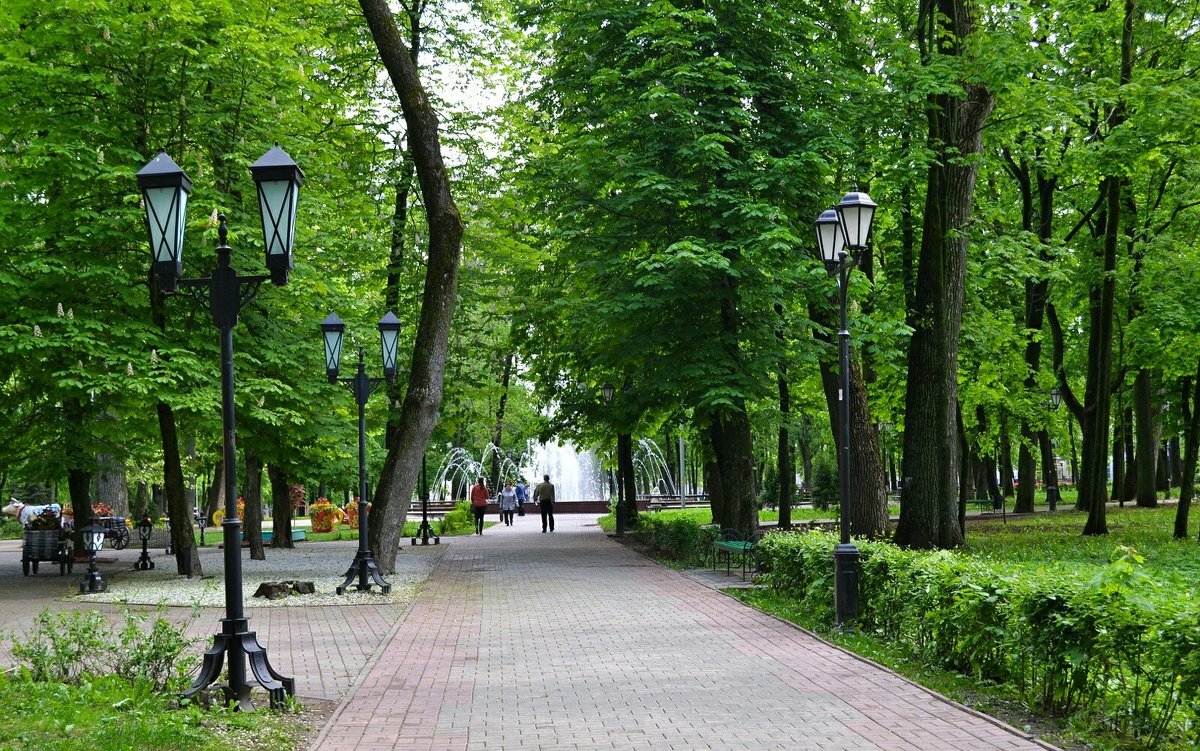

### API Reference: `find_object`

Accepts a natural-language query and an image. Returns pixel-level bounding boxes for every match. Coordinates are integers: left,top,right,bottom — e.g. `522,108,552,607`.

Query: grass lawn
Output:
962,503,1200,597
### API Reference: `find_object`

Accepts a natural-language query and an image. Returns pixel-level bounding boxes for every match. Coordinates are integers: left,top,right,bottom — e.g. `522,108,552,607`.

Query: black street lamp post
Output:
322,313,396,594
813,191,877,629
79,518,108,594
134,515,154,570
413,447,440,545
601,383,625,536
1047,387,1063,511
137,147,298,709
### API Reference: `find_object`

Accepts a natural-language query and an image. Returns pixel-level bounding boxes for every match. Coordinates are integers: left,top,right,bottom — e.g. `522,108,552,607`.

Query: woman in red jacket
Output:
470,478,489,535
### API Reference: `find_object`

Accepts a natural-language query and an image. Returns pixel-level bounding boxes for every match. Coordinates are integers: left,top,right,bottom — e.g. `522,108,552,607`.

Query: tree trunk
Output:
62,398,93,542
243,448,265,561
94,450,128,518
777,372,793,530
1134,369,1158,507
816,357,888,537
618,433,637,529
1079,174,1120,535
1016,440,1036,513
361,0,465,574
894,0,994,549
1176,369,1200,538
1111,407,1125,501
205,461,223,525
1113,410,1132,503
157,402,200,577
489,352,514,491
268,464,295,549
799,415,813,492
1081,0,1135,534
706,410,758,538
999,418,1015,496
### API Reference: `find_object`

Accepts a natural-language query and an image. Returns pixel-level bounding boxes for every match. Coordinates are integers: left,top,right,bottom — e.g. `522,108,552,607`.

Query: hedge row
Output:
757,531,1200,748
633,514,718,567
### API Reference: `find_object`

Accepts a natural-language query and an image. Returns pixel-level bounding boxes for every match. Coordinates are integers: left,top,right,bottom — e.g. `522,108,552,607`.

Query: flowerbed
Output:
757,531,1200,748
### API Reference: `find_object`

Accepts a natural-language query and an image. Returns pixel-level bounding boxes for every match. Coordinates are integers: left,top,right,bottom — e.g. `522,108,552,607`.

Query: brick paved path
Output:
312,515,1055,751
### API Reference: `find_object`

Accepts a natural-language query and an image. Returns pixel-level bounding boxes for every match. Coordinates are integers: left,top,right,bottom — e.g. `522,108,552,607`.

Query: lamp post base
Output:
336,550,391,594
181,617,294,710
133,551,154,570
833,542,860,628
410,521,440,546
79,569,108,594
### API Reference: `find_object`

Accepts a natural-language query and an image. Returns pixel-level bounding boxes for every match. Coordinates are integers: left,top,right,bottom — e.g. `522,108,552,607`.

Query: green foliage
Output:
0,517,22,538
0,670,297,751
8,609,197,693
756,523,1200,749
809,454,838,510
634,514,718,567
438,502,474,536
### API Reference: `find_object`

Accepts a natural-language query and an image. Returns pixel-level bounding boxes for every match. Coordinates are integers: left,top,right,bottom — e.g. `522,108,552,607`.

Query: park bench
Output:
261,529,308,544
711,528,759,582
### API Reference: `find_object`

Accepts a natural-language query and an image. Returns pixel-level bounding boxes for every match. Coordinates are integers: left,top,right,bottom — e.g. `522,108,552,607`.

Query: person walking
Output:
470,477,489,535
533,474,555,533
514,478,527,517
498,481,518,526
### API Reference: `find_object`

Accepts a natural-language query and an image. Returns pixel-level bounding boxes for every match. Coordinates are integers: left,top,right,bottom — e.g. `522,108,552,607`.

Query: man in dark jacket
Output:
532,474,555,532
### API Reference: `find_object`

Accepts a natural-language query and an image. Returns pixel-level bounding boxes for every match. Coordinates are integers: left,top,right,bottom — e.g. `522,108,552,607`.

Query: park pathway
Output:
311,515,1055,751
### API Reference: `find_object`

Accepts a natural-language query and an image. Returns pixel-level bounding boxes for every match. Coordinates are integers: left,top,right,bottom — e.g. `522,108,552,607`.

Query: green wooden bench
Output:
261,529,308,544
711,529,758,581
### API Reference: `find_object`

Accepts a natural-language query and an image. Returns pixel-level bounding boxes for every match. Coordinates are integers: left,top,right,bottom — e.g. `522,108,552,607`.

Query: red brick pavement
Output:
311,515,1058,751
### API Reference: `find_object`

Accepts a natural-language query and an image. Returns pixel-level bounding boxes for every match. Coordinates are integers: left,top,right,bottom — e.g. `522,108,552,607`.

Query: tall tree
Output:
893,0,994,548
360,0,465,574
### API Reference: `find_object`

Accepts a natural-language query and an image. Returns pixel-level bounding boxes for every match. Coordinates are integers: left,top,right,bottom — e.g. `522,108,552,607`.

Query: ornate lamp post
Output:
1047,387,1063,511
137,147,298,709
412,412,441,546
601,382,626,535
322,312,396,594
134,515,154,570
813,190,877,628
79,518,108,594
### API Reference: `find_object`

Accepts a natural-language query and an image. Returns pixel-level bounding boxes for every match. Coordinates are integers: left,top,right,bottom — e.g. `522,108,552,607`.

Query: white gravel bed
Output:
78,540,446,608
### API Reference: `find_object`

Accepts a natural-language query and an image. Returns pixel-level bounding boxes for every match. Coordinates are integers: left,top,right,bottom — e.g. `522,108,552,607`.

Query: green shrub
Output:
439,501,472,536
0,516,23,538
756,531,1200,747
810,455,838,510
9,609,197,692
634,514,715,567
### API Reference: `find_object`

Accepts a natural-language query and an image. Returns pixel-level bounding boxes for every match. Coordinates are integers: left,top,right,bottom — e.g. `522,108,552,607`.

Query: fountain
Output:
633,438,680,498
522,440,607,501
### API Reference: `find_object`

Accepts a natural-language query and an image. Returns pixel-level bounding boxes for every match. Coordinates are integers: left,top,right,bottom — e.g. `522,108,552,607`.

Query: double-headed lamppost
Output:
137,146,299,708
320,312,398,595
134,515,154,570
813,190,878,628
79,518,108,594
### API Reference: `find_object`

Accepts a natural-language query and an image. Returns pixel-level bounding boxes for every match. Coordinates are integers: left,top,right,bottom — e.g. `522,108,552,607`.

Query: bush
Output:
439,501,473,536
810,455,838,510
9,609,197,692
0,516,23,538
634,514,715,567
755,532,1200,748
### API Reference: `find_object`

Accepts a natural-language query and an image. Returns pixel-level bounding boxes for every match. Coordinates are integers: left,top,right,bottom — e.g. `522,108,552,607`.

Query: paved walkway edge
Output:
306,567,427,748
